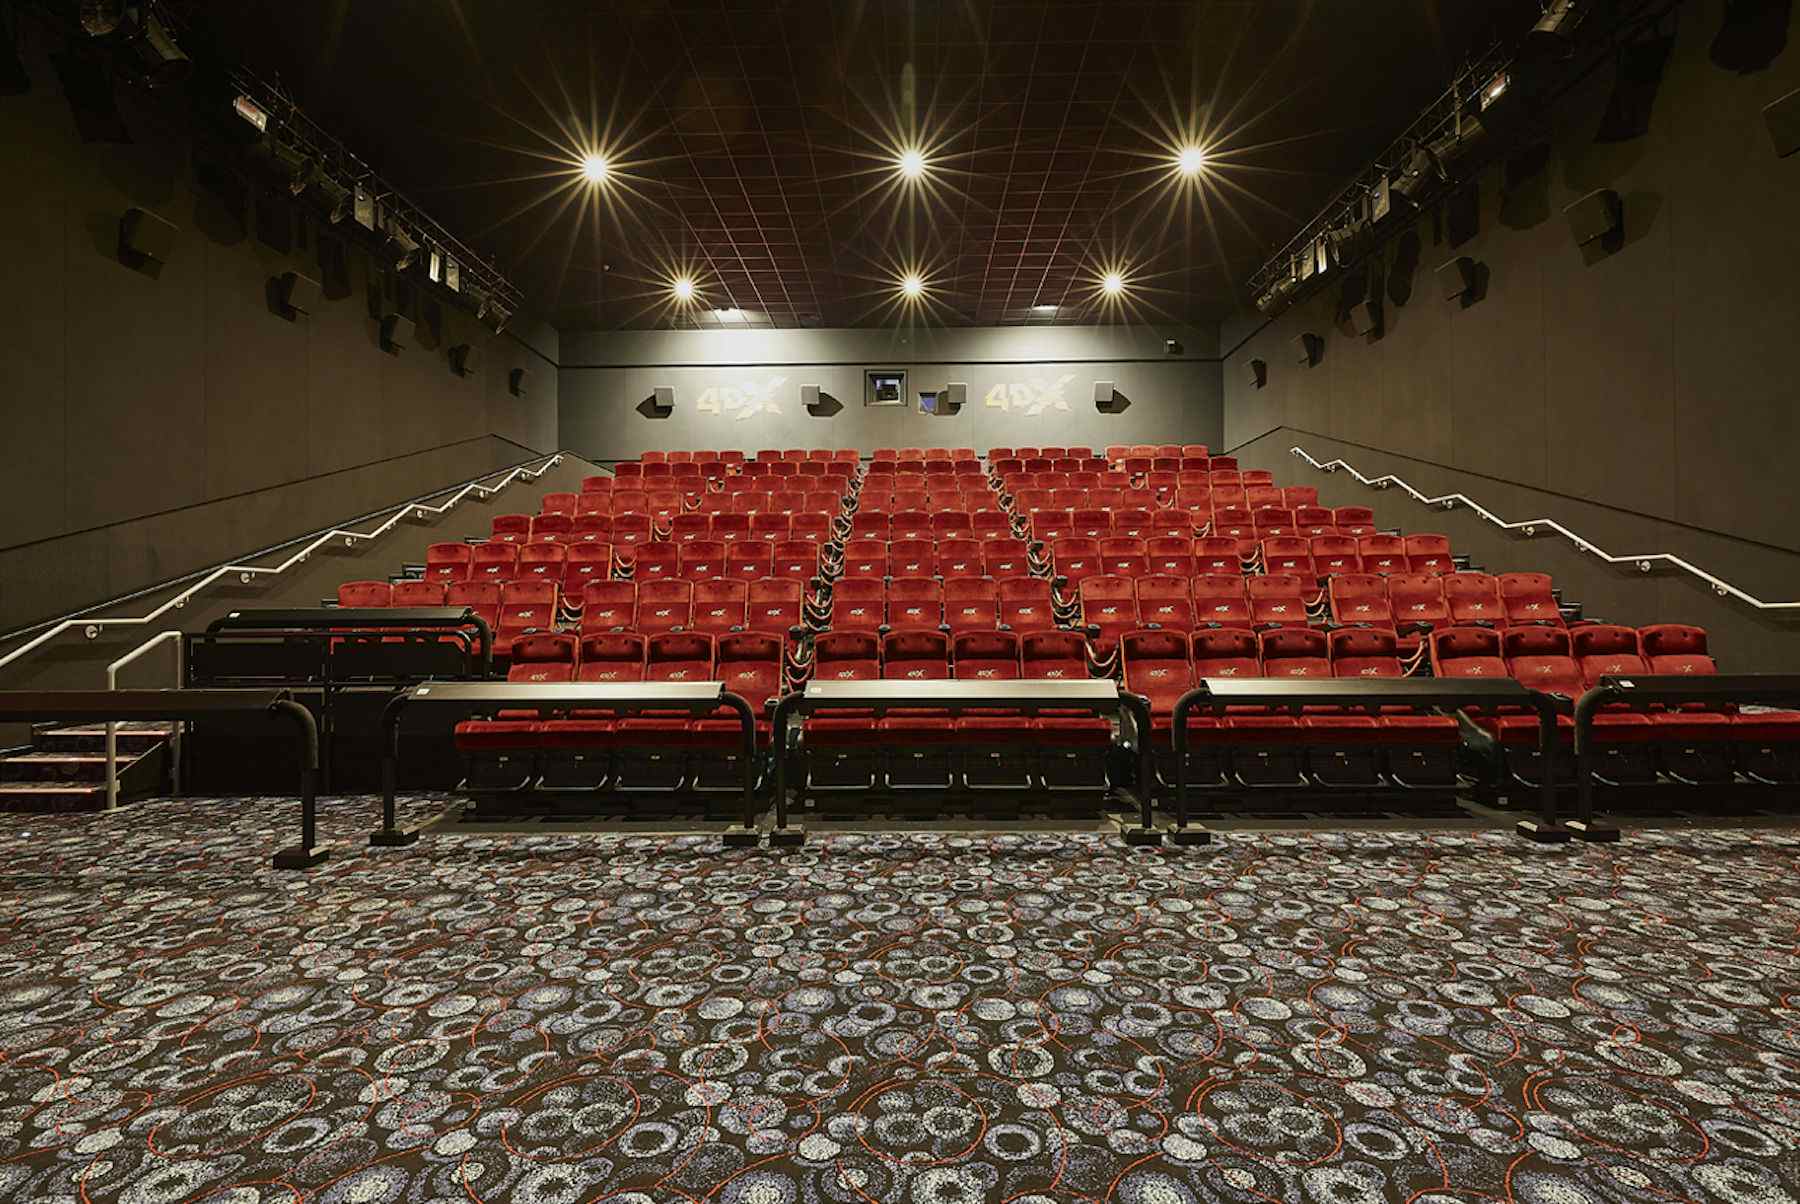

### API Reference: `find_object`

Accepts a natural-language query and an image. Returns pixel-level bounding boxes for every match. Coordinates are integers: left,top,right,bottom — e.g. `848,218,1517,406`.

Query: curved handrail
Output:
1290,446,1800,613
0,451,567,674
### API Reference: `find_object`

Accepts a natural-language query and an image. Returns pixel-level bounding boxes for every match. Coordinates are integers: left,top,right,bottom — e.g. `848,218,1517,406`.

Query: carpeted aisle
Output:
1,797,1797,1202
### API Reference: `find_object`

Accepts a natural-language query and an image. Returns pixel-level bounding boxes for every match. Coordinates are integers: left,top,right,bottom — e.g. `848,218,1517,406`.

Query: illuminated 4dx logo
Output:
983,373,1077,416
694,376,788,421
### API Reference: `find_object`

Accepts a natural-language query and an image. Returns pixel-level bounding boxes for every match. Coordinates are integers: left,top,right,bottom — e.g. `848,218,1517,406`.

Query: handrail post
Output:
1565,684,1622,842
270,696,329,869
1166,690,1210,846
370,690,419,847
1119,692,1161,846
768,693,804,846
720,690,761,847
1513,690,1572,843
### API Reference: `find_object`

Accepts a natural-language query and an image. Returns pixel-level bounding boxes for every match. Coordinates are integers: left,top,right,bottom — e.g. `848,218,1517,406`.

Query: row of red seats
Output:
614,460,860,483
422,541,825,588
454,630,787,754
999,464,1253,489
1121,627,1458,743
1098,443,1209,460
343,577,814,644
487,509,843,547
1430,624,1796,744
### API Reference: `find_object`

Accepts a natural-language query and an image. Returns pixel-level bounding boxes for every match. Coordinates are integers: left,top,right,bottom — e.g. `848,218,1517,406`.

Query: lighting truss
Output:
229,67,523,319
1247,0,1682,318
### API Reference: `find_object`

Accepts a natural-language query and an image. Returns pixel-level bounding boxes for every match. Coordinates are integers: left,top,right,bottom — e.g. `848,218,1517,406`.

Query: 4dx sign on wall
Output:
693,376,788,421
983,373,1077,416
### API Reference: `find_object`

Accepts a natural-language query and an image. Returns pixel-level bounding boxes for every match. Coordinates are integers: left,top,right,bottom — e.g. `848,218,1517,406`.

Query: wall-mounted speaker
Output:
920,381,966,416
1247,358,1268,390
378,311,413,354
1766,87,1800,158
1565,189,1623,250
268,270,321,321
1094,381,1130,414
1435,255,1489,306
1346,298,1383,340
118,206,177,271
509,367,530,397
1293,332,1323,367
801,383,843,418
449,343,479,377
638,385,674,418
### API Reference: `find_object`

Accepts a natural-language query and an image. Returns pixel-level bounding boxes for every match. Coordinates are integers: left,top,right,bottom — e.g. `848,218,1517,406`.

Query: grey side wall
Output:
0,29,559,634
1230,429,1800,673
560,324,1222,458
1222,0,1800,557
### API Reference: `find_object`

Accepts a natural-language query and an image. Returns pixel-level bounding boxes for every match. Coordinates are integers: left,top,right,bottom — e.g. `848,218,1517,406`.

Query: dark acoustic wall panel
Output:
1222,9,1800,557
0,32,562,633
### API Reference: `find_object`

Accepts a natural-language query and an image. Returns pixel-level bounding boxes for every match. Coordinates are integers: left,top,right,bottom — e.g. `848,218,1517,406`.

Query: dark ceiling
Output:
194,0,1525,332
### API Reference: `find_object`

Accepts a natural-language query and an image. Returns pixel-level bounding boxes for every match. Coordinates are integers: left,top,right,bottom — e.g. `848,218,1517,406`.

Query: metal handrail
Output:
105,630,184,810
0,452,567,676
1290,446,1800,613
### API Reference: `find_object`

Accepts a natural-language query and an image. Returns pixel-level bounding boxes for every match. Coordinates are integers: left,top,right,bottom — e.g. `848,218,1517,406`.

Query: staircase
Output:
0,723,173,812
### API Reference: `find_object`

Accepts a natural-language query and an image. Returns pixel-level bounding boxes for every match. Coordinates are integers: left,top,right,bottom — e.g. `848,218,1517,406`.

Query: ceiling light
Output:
581,154,610,184
672,276,695,302
1101,271,1125,296
897,147,928,180
1033,304,1057,314
900,273,924,298
1176,145,1208,177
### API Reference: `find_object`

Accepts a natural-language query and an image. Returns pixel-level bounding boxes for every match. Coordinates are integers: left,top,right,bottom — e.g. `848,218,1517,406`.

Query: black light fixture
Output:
381,222,419,272
121,4,189,89
479,296,511,335
308,175,353,224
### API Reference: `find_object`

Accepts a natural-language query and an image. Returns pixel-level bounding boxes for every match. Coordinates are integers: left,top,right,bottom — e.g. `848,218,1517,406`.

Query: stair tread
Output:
5,753,112,764
0,782,105,794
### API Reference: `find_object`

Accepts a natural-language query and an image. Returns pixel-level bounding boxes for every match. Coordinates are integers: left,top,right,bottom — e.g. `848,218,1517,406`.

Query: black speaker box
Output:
1293,332,1323,367
1435,256,1486,305
269,270,321,320
118,207,178,268
1247,358,1268,389
1347,299,1383,339
1767,87,1800,158
1094,381,1129,413
379,312,413,353
1565,189,1623,247
449,343,479,376
509,367,531,397
638,385,673,417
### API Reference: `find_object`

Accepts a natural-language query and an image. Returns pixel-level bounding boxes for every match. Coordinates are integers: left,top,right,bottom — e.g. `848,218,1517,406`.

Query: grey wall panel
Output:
1222,0,1800,561
0,29,560,630
0,436,551,633
559,328,1222,458
1232,429,1800,673
0,455,605,704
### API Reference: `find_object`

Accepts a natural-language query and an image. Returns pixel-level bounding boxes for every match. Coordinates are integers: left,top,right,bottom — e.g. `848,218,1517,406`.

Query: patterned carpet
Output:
1,798,1798,1203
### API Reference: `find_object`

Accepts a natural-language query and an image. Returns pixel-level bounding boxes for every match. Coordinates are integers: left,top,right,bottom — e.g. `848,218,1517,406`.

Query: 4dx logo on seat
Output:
983,373,1077,416
695,376,789,421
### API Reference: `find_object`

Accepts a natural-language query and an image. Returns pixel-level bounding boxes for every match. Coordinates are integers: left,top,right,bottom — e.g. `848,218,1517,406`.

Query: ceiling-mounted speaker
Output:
638,385,674,418
801,383,843,418
509,367,529,397
1094,381,1129,414
1435,255,1488,306
449,343,480,377
1765,87,1800,158
118,206,177,270
1294,332,1323,367
378,311,413,354
1346,299,1383,339
1565,189,1623,250
920,381,966,416
268,270,321,321
1247,358,1268,390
